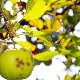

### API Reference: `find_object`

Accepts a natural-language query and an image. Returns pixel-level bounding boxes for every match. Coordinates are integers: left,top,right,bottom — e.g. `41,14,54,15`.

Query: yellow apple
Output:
0,49,34,80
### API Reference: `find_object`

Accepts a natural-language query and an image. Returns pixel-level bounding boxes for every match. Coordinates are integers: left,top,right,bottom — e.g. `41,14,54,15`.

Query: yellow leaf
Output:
29,19,44,29
45,18,51,29
23,0,57,21
16,41,36,51
52,18,62,32
64,75,72,80
61,38,71,48
3,32,7,37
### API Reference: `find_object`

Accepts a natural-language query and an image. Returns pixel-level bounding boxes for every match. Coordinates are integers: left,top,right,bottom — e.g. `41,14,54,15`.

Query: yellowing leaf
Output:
23,27,53,47
52,18,62,32
45,18,51,29
64,75,72,80
34,51,59,61
3,32,7,37
29,19,44,29
16,41,36,51
41,29,54,34
23,0,57,20
61,38,71,48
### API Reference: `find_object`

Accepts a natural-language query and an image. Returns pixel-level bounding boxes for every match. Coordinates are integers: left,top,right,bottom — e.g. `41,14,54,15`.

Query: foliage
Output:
0,0,80,79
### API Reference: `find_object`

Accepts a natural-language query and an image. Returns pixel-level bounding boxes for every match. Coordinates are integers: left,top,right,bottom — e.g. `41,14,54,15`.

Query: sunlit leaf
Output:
23,27,53,47
60,48,71,55
45,18,51,29
61,38,71,48
16,41,36,51
23,0,57,20
64,75,72,80
52,18,62,32
29,19,44,29
76,74,80,80
71,51,80,57
34,51,59,61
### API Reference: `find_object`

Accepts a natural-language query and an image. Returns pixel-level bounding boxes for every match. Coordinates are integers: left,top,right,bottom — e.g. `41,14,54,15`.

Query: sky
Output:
0,0,80,80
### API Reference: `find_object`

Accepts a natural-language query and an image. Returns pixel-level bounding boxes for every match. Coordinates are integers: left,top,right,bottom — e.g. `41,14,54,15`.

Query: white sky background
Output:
1,0,80,80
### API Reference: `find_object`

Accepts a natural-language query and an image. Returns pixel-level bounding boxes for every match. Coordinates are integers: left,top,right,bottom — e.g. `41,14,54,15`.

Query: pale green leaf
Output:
60,49,71,55
34,51,59,61
23,27,53,47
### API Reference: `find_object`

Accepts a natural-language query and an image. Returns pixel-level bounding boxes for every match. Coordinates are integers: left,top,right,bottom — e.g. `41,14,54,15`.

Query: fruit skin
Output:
0,49,34,80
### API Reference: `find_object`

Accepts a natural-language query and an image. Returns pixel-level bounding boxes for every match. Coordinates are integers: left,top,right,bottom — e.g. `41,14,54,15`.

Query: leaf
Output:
76,74,80,80
16,41,36,51
64,75,72,80
71,51,80,57
29,19,44,29
60,49,71,55
44,59,52,66
23,0,57,20
52,18,62,32
23,27,53,47
61,38,71,48
74,57,80,66
34,51,59,61
67,14,79,25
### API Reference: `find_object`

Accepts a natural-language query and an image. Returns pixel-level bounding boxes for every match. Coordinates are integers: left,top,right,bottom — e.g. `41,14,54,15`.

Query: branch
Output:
56,0,80,15
0,6,15,48
0,6,13,38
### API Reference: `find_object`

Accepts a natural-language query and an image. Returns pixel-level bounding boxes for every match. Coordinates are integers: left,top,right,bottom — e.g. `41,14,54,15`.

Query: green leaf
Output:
23,0,57,20
74,57,80,66
76,74,80,80
44,59,52,66
71,51,80,57
34,51,59,61
23,27,53,47
60,49,71,55
67,14,79,25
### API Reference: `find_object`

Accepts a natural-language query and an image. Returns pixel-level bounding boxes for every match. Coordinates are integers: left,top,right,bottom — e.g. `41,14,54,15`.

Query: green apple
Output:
0,49,34,80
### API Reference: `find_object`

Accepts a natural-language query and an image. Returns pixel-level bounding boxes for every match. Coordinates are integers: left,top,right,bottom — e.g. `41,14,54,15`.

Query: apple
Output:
0,49,34,80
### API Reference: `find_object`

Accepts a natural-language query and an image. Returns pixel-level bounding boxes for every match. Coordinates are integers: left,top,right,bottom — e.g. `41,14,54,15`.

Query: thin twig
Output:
0,6,16,48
